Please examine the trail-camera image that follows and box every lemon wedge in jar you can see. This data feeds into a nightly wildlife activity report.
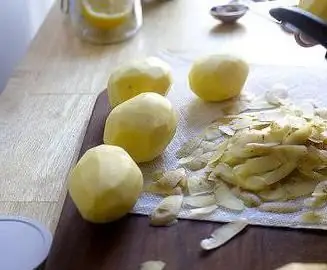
[81,0,132,29]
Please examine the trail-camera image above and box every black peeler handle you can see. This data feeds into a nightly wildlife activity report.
[270,7,327,56]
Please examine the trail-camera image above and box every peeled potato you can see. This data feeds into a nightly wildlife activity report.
[104,92,178,163]
[188,54,249,102]
[68,145,143,223]
[108,57,172,107]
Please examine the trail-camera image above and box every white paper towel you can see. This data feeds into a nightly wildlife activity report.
[132,51,327,230]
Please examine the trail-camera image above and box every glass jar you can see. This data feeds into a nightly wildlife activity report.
[61,0,143,44]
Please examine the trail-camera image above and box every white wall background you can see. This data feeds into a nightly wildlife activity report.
[0,0,55,93]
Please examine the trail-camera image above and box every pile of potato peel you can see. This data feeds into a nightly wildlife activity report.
[147,85,327,227]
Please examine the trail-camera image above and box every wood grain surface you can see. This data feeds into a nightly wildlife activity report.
[45,91,327,270]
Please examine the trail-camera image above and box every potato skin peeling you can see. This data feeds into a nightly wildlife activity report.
[158,168,187,189]
[259,202,301,214]
[174,102,327,216]
[173,94,327,218]
[201,221,247,251]
[214,182,245,211]
[176,136,203,159]
[175,101,327,218]
[184,194,216,208]
[149,195,183,226]
[238,191,262,207]
[188,205,218,218]
[140,261,166,270]
[301,211,322,224]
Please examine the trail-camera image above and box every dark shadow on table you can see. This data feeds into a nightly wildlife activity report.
[210,22,246,35]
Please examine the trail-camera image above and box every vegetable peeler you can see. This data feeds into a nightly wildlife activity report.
[269,6,327,58]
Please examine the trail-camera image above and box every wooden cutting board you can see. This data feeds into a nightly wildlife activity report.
[45,66,327,270]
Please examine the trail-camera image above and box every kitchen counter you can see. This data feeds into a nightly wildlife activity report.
[0,0,325,233]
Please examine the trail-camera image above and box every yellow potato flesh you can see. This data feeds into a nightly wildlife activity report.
[108,57,172,107]
[68,145,143,223]
[188,54,249,102]
[104,92,177,163]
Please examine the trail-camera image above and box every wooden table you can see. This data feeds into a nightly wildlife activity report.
[0,0,325,238]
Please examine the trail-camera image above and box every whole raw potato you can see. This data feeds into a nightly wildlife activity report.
[108,57,172,108]
[103,92,178,163]
[68,145,143,223]
[188,55,249,102]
